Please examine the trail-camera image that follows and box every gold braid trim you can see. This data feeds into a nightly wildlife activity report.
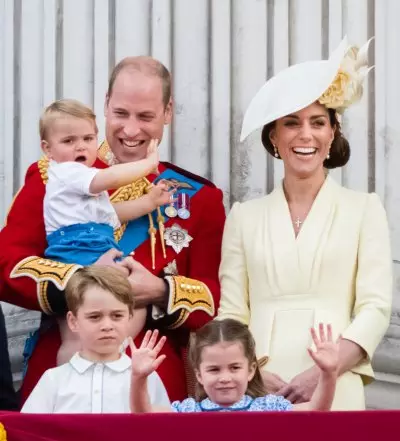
[38,281,53,315]
[157,207,167,258]
[38,156,49,184]
[10,256,82,291]
[164,275,215,322]
[110,178,150,242]
[147,212,157,270]
[97,140,115,165]
[167,309,190,330]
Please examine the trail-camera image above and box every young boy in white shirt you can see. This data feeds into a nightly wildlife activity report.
[21,265,170,413]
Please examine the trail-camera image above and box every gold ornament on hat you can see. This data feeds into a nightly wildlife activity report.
[318,38,374,114]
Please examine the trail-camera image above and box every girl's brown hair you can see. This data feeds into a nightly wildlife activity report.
[261,107,350,169]
[188,319,266,400]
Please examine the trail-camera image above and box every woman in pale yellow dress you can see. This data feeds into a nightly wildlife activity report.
[218,37,392,410]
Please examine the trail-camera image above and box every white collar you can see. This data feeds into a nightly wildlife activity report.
[69,352,131,374]
[200,395,253,411]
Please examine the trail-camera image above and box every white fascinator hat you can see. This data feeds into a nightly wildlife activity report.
[240,36,374,143]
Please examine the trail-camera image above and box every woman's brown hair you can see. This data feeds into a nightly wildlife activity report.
[188,319,266,400]
[261,107,350,169]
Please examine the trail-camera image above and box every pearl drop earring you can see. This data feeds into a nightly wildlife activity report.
[327,144,332,160]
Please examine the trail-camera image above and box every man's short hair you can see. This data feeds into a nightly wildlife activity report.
[66,266,134,315]
[39,98,98,141]
[107,56,171,108]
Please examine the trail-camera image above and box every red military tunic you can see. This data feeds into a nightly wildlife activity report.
[0,143,225,404]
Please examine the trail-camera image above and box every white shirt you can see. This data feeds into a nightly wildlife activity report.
[44,161,120,234]
[21,353,170,413]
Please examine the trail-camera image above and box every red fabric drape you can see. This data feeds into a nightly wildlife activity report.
[0,410,398,441]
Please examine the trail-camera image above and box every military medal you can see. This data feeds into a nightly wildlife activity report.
[177,193,190,219]
[165,203,178,218]
[164,188,178,218]
[164,224,193,254]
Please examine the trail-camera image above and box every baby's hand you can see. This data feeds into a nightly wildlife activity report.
[148,180,176,207]
[307,324,339,375]
[146,139,160,175]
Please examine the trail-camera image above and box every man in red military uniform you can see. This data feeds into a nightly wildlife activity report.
[0,56,225,404]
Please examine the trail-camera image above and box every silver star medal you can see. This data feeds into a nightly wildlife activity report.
[164,224,193,254]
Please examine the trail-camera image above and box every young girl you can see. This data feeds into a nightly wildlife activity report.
[40,99,175,365]
[130,319,339,412]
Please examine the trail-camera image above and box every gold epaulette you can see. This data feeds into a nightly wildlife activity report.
[10,256,81,291]
[10,256,82,315]
[164,275,215,329]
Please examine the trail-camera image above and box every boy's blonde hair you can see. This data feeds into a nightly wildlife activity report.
[39,99,98,141]
[66,266,134,315]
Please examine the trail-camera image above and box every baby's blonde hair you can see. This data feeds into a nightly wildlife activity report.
[39,99,98,141]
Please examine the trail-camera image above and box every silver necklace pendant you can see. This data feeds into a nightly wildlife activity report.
[294,217,302,229]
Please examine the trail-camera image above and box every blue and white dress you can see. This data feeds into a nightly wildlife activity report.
[172,394,293,412]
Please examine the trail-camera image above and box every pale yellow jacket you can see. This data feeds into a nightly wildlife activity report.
[218,176,392,409]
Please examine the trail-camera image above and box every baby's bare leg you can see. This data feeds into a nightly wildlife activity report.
[57,317,81,365]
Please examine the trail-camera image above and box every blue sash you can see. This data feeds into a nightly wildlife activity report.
[117,168,204,255]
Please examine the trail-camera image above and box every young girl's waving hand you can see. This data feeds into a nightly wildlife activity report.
[130,319,339,413]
